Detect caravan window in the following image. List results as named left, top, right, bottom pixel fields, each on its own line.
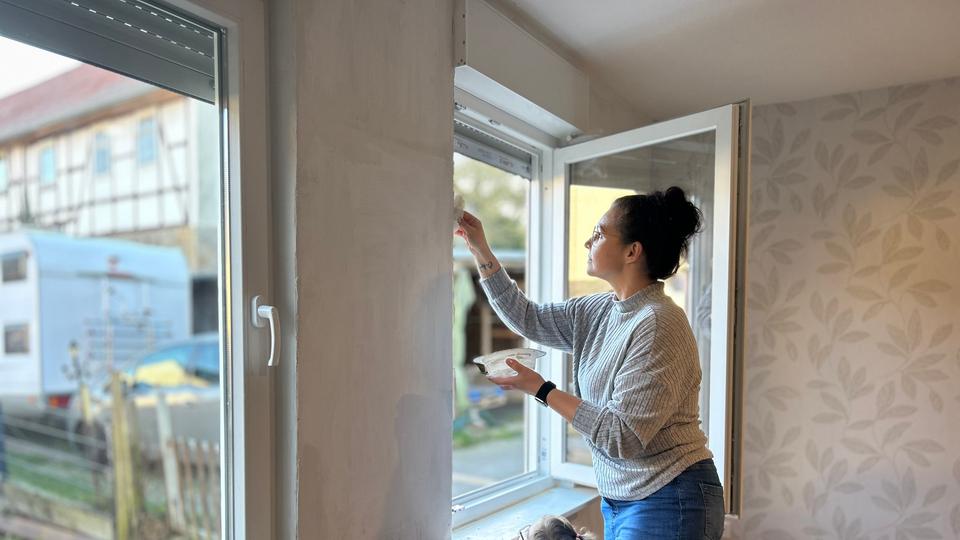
left=1, top=251, right=26, bottom=282
left=3, top=324, right=28, bottom=354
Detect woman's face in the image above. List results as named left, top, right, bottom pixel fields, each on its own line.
left=584, top=206, right=628, bottom=280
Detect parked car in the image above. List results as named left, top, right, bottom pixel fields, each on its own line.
left=66, top=333, right=220, bottom=463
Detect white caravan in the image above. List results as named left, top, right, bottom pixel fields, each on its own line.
left=0, top=229, right=190, bottom=417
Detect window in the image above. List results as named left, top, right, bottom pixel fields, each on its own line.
left=4, top=323, right=29, bottom=354
left=1, top=251, right=27, bottom=282
left=450, top=98, right=746, bottom=528
left=563, top=131, right=717, bottom=467
left=552, top=105, right=747, bottom=511
left=452, top=117, right=553, bottom=526
left=452, top=150, right=530, bottom=498
left=0, top=153, right=7, bottom=191
left=138, top=117, right=157, bottom=164
left=93, top=132, right=111, bottom=174
left=0, top=0, right=275, bottom=537
left=39, top=146, right=56, bottom=184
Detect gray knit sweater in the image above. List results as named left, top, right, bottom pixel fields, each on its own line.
left=480, top=268, right=712, bottom=500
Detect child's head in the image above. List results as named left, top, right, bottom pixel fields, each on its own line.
left=522, top=515, right=596, bottom=540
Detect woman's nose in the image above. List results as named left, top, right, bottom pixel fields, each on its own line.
left=584, top=238, right=591, bottom=249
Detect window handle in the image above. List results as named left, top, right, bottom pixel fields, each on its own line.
left=251, top=295, right=280, bottom=367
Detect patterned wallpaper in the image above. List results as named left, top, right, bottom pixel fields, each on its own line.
left=728, top=78, right=960, bottom=539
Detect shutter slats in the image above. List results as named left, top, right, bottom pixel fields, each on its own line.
left=454, top=121, right=533, bottom=179
left=76, top=0, right=214, bottom=58
left=0, top=0, right=216, bottom=103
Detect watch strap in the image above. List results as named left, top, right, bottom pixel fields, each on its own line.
left=535, top=380, right=557, bottom=406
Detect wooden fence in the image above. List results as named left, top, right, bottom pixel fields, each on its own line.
left=170, top=438, right=220, bottom=539
left=0, top=381, right=221, bottom=539
left=156, top=393, right=220, bottom=540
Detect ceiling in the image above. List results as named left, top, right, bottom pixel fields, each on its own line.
left=497, top=0, right=960, bottom=121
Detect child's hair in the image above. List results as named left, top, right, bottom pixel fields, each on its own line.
left=525, top=515, right=597, bottom=540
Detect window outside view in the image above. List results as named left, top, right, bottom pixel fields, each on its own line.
left=0, top=36, right=223, bottom=539
left=452, top=152, right=531, bottom=498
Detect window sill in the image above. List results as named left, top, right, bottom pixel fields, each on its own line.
left=452, top=486, right=598, bottom=540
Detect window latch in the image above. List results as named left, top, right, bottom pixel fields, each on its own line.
left=251, top=295, right=280, bottom=367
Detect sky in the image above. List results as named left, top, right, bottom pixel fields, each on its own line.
left=0, top=36, right=80, bottom=100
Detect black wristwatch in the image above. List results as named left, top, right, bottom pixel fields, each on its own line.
left=534, top=381, right=557, bottom=407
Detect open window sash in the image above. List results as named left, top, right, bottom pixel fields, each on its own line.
left=548, top=103, right=748, bottom=514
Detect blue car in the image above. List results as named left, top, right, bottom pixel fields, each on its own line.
left=66, top=333, right=221, bottom=462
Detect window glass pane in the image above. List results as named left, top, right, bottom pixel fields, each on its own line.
left=94, top=132, right=111, bottom=174
left=0, top=156, right=7, bottom=191
left=4, top=324, right=29, bottom=354
left=2, top=251, right=27, bottom=281
left=564, top=131, right=716, bottom=465
left=452, top=151, right=530, bottom=498
left=0, top=35, right=222, bottom=539
left=139, top=118, right=157, bottom=164
left=39, top=146, right=56, bottom=184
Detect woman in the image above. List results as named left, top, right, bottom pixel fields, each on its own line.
left=455, top=186, right=724, bottom=540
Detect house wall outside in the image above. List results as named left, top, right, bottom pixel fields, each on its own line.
left=730, top=76, right=960, bottom=539
left=0, top=95, right=217, bottom=276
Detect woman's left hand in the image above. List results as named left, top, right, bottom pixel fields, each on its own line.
left=487, top=358, right=545, bottom=396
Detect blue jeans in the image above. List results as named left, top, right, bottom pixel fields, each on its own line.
left=600, top=459, right=724, bottom=540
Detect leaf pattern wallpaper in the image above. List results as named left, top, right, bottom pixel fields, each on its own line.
left=727, top=77, right=960, bottom=540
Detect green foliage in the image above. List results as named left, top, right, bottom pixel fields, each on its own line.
left=454, top=155, right=526, bottom=250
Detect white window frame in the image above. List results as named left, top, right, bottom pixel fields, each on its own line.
left=550, top=105, right=747, bottom=512
left=0, top=0, right=277, bottom=537
left=142, top=1, right=278, bottom=538
left=450, top=108, right=562, bottom=528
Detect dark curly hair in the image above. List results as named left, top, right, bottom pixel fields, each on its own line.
left=611, top=186, right=703, bottom=281
left=526, top=515, right=596, bottom=540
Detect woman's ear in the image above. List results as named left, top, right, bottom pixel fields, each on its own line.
left=625, top=241, right=643, bottom=264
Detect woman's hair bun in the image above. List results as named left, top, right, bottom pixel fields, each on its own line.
left=662, top=186, right=702, bottom=241
left=664, top=186, right=687, bottom=204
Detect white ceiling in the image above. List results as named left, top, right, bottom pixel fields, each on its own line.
left=500, top=0, right=960, bottom=121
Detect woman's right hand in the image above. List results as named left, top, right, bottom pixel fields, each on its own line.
left=456, top=211, right=501, bottom=277
left=455, top=211, right=491, bottom=256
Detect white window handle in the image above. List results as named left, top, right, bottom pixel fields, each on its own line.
left=251, top=295, right=280, bottom=367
